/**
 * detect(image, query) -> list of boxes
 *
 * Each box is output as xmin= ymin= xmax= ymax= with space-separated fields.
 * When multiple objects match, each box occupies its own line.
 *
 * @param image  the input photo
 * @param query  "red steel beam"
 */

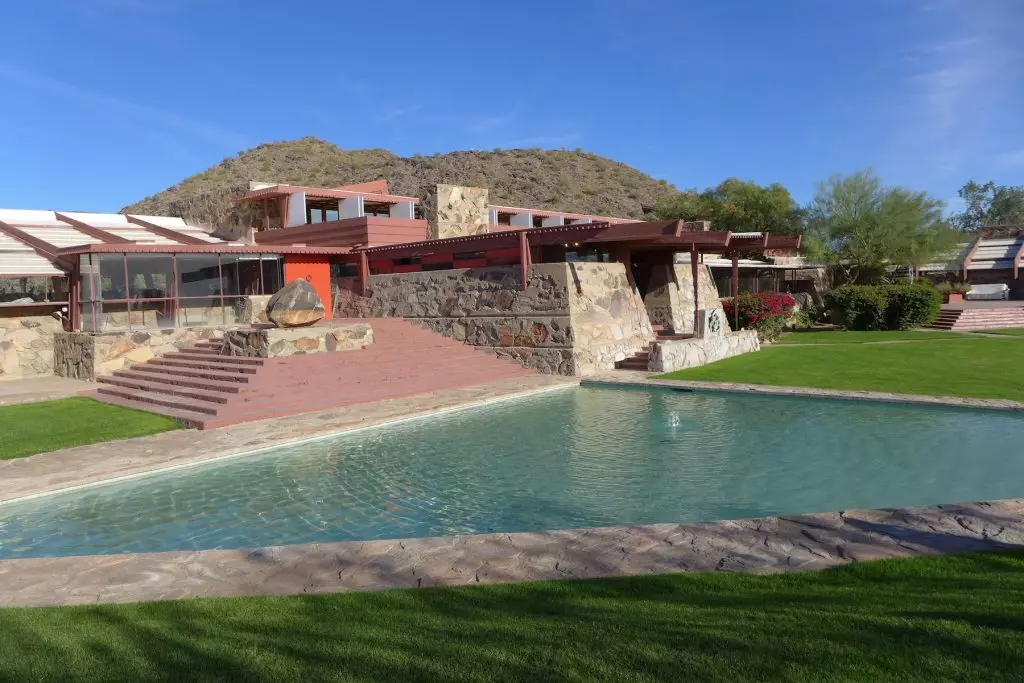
xmin=1014 ymin=238 xmax=1024 ymax=281
xmin=960 ymin=228 xmax=989 ymax=281
xmin=690 ymin=243 xmax=700 ymax=335
xmin=519 ymin=231 xmax=530 ymax=291
xmin=0 ymin=220 xmax=75 ymax=270
xmin=359 ymin=251 xmax=369 ymax=296
xmin=125 ymin=216 xmax=209 ymax=245
xmin=54 ymin=212 xmax=134 ymax=244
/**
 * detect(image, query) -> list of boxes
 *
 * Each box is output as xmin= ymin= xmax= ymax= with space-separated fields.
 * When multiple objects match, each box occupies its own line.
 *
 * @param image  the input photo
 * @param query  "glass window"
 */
xmin=79 ymin=254 xmax=97 ymax=302
xmin=0 ymin=276 xmax=68 ymax=303
xmin=126 ymin=254 xmax=173 ymax=300
xmin=261 ymin=256 xmax=282 ymax=294
xmin=98 ymin=254 xmax=128 ymax=301
xmin=177 ymin=254 xmax=222 ymax=298
xmin=222 ymin=255 xmax=264 ymax=296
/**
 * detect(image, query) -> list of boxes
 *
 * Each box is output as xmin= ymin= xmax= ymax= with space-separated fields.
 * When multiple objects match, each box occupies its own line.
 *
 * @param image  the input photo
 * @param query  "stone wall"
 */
xmin=223 ymin=323 xmax=372 ymax=358
xmin=0 ymin=312 xmax=64 ymax=379
xmin=566 ymin=262 xmax=654 ymax=376
xmin=54 ymin=328 xmax=224 ymax=381
xmin=335 ymin=263 xmax=653 ymax=375
xmin=647 ymin=330 xmax=760 ymax=373
xmin=642 ymin=263 xmax=722 ymax=334
xmin=424 ymin=184 xmax=489 ymax=240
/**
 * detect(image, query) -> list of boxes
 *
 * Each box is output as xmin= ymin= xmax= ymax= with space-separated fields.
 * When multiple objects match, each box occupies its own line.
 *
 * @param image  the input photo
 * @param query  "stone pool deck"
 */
xmin=589 ymin=373 xmax=1024 ymax=412
xmin=0 ymin=498 xmax=1021 ymax=608
xmin=0 ymin=374 xmax=576 ymax=505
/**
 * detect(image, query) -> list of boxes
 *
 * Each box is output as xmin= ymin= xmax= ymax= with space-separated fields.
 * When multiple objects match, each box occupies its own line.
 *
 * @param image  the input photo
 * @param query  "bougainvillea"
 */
xmin=722 ymin=292 xmax=796 ymax=342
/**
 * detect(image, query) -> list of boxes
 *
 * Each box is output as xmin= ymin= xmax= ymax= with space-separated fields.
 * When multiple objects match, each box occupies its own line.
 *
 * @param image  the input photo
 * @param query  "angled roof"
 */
xmin=0 ymin=209 xmax=265 ymax=276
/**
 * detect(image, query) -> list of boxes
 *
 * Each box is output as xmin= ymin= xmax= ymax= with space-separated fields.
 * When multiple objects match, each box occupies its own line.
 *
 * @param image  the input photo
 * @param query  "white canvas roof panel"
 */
xmin=19 ymin=225 xmax=99 ymax=248
xmin=0 ymin=233 xmax=65 ymax=276
xmin=0 ymin=209 xmax=59 ymax=226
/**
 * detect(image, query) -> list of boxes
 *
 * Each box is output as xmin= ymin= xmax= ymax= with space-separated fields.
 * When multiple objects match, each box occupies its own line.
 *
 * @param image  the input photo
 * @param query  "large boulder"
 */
xmin=265 ymin=280 xmax=325 ymax=327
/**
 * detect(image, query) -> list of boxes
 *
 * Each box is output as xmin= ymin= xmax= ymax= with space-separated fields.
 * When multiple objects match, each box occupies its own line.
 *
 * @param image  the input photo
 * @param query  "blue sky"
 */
xmin=1 ymin=0 xmax=1022 ymax=213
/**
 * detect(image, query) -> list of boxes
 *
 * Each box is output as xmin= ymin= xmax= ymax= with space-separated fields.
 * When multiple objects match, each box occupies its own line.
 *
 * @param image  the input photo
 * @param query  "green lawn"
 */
xmin=775 ymin=330 xmax=967 ymax=344
xmin=0 ymin=397 xmax=180 ymax=460
xmin=1 ymin=552 xmax=1022 ymax=681
xmin=660 ymin=335 xmax=1024 ymax=402
xmin=976 ymin=328 xmax=1024 ymax=337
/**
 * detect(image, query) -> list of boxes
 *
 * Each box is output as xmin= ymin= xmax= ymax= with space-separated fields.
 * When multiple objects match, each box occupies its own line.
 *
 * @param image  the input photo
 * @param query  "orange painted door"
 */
xmin=283 ymin=255 xmax=332 ymax=319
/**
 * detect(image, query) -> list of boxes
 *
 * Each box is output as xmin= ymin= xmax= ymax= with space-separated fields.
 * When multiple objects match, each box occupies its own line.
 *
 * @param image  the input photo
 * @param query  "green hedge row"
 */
xmin=824 ymin=284 xmax=941 ymax=331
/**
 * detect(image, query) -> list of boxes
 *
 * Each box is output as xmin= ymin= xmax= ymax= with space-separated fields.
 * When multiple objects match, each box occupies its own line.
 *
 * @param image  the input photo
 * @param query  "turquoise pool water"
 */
xmin=2 ymin=385 xmax=1024 ymax=559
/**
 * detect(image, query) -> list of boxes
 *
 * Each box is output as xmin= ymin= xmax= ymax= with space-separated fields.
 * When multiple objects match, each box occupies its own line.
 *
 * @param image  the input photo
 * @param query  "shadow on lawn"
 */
xmin=3 ymin=552 xmax=1024 ymax=682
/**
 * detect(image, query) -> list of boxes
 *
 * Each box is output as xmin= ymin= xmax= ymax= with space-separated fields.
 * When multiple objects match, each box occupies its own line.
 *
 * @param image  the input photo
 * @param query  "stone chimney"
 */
xmin=424 ymin=184 xmax=489 ymax=240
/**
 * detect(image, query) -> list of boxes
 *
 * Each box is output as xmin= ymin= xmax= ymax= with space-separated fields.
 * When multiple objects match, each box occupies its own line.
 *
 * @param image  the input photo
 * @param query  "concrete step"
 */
xmin=92 ymin=393 xmax=213 ymax=428
xmin=128 ymin=364 xmax=256 ymax=383
xmin=96 ymin=385 xmax=223 ymax=415
xmin=109 ymin=368 xmax=247 ymax=393
xmin=147 ymin=357 xmax=260 ymax=374
xmin=162 ymin=351 xmax=265 ymax=366
xmin=97 ymin=375 xmax=233 ymax=403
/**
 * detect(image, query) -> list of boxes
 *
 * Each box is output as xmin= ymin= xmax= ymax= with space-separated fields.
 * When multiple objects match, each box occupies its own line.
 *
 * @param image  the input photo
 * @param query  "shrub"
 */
xmin=934 ymin=281 xmax=970 ymax=294
xmin=884 ymin=284 xmax=941 ymax=330
xmin=824 ymin=285 xmax=889 ymax=330
xmin=723 ymin=292 xmax=797 ymax=343
xmin=825 ymin=284 xmax=940 ymax=330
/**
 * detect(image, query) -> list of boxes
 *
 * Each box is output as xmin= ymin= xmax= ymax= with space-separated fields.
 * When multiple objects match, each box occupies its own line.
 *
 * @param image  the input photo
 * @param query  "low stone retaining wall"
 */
xmin=0 ymin=312 xmax=64 ymax=379
xmin=54 ymin=328 xmax=225 ymax=381
xmin=223 ymin=323 xmax=373 ymax=358
xmin=648 ymin=330 xmax=759 ymax=373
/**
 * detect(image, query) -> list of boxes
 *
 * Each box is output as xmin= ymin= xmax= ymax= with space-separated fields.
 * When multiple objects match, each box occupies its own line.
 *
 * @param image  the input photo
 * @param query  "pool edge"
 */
xmin=1 ymin=496 xmax=1021 ymax=608
xmin=584 ymin=375 xmax=1024 ymax=412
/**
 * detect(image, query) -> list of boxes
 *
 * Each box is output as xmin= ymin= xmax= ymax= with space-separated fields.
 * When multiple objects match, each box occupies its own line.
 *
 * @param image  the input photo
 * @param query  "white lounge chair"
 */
xmin=966 ymin=284 xmax=1010 ymax=301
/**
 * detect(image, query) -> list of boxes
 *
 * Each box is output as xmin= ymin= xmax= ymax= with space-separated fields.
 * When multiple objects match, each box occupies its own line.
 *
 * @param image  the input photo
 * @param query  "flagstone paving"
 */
xmin=0 ymin=498 xmax=1020 ymax=608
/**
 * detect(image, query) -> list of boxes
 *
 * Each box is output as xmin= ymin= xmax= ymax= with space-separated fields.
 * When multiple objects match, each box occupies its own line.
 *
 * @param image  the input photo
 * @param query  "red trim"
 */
xmin=54 ymin=212 xmax=134 ymax=244
xmin=125 ymin=216 xmax=209 ymax=245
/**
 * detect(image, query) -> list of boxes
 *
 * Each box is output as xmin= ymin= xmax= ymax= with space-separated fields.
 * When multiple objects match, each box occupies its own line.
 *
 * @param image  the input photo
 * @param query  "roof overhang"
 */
xmin=236 ymin=184 xmax=419 ymax=205
xmin=56 ymin=244 xmax=352 ymax=256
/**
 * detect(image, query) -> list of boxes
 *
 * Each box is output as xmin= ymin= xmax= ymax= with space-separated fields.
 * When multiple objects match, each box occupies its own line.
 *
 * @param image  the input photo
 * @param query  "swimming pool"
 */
xmin=2 ymin=385 xmax=1023 ymax=559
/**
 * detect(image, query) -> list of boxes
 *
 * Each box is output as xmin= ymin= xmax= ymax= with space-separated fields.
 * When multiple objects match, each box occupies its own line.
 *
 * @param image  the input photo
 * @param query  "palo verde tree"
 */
xmin=951 ymin=180 xmax=1024 ymax=233
xmin=652 ymin=178 xmax=804 ymax=235
xmin=804 ymin=170 xmax=961 ymax=284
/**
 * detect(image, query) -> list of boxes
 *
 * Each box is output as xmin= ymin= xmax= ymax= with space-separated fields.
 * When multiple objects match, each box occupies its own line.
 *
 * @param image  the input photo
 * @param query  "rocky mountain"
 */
xmin=123 ymin=137 xmax=679 ymax=226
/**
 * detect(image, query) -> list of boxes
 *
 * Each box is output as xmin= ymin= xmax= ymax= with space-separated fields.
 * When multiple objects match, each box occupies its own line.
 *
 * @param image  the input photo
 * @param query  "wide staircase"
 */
xmin=929 ymin=307 xmax=1024 ymax=331
xmin=94 ymin=318 xmax=535 ymax=429
xmin=614 ymin=325 xmax=692 ymax=371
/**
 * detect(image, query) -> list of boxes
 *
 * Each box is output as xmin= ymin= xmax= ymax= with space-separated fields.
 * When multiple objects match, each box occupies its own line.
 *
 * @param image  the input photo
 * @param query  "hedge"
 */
xmin=824 ymin=284 xmax=941 ymax=331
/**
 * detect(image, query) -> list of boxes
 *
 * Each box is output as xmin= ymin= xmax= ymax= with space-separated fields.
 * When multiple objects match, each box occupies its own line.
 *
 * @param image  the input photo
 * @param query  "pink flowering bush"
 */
xmin=722 ymin=292 xmax=796 ymax=342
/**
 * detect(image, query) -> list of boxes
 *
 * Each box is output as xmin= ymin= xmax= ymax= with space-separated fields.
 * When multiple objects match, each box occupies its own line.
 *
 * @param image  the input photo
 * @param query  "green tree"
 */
xmin=805 ymin=170 xmax=960 ymax=283
xmin=652 ymin=178 xmax=803 ymax=235
xmin=951 ymin=180 xmax=1024 ymax=232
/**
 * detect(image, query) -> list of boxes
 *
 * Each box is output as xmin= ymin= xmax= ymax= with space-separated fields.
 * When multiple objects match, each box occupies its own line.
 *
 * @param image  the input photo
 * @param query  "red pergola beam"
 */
xmin=125 ymin=216 xmax=209 ymax=245
xmin=0 ymin=220 xmax=75 ymax=270
xmin=54 ymin=212 xmax=134 ymax=244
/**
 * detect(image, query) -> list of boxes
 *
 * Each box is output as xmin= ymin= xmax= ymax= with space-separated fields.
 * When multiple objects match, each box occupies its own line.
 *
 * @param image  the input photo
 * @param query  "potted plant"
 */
xmin=935 ymin=281 xmax=969 ymax=304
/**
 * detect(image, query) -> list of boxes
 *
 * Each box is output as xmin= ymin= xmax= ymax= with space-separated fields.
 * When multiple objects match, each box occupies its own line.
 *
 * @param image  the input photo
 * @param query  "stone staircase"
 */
xmin=614 ymin=326 xmax=692 ymax=371
xmin=929 ymin=307 xmax=1024 ymax=331
xmin=94 ymin=318 xmax=536 ymax=429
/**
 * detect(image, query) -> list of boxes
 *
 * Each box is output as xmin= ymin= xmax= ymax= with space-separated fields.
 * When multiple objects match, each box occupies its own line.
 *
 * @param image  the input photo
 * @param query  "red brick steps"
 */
xmin=93 ymin=318 xmax=535 ymax=429
xmin=928 ymin=307 xmax=1024 ymax=331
